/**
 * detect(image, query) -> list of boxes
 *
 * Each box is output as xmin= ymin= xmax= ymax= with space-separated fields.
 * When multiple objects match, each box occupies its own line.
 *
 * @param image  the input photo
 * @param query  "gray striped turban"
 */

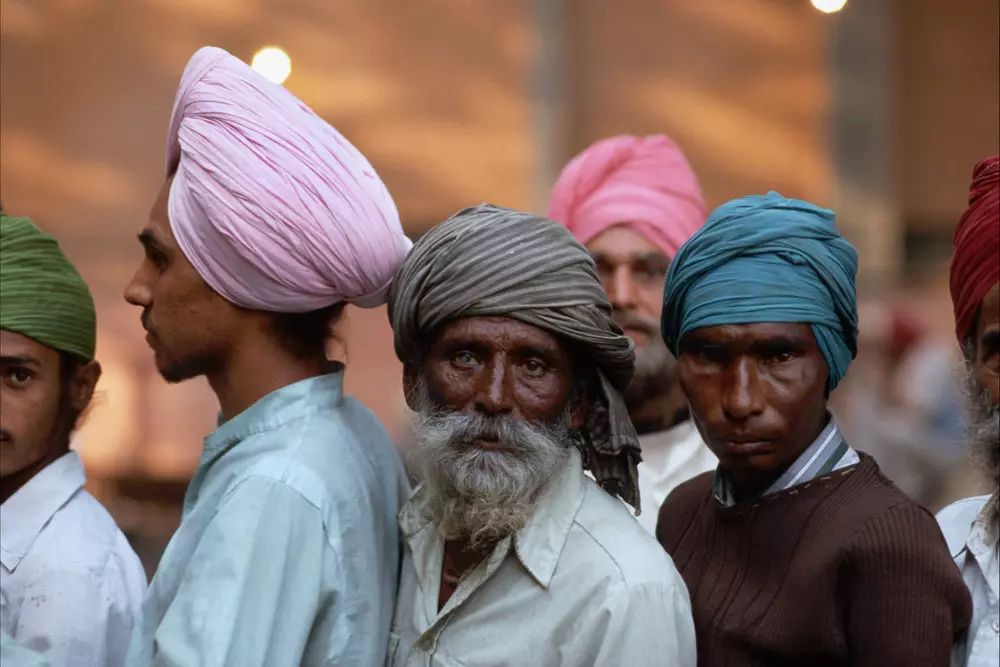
xmin=388 ymin=204 xmax=642 ymax=509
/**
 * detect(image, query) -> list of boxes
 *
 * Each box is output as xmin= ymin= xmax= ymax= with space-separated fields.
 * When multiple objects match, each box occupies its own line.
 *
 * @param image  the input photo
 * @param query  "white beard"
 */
xmin=406 ymin=380 xmax=572 ymax=550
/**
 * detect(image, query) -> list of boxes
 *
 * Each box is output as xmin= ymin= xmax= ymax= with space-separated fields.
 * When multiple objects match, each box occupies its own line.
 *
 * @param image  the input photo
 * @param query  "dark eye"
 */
xmin=4 ymin=369 xmax=33 ymax=387
xmin=768 ymin=351 xmax=795 ymax=364
xmin=145 ymin=248 xmax=168 ymax=270
xmin=452 ymin=351 xmax=477 ymax=367
xmin=635 ymin=264 xmax=663 ymax=282
xmin=691 ymin=346 xmax=725 ymax=364
xmin=523 ymin=359 xmax=547 ymax=377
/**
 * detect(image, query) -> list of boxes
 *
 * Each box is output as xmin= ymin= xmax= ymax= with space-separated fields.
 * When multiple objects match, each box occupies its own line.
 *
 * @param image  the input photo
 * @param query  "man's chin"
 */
xmin=156 ymin=357 xmax=204 ymax=384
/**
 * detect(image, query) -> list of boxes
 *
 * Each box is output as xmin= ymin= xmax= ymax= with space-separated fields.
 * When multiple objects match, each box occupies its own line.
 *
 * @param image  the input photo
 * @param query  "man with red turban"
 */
xmin=936 ymin=155 xmax=999 ymax=667
xmin=548 ymin=134 xmax=715 ymax=532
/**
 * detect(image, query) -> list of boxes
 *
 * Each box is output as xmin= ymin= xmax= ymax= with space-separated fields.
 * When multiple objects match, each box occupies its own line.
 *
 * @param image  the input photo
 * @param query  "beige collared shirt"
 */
xmin=388 ymin=448 xmax=696 ymax=667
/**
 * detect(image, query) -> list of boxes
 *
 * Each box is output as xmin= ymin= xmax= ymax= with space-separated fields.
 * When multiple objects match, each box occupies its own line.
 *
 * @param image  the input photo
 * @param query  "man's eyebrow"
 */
xmin=590 ymin=251 xmax=669 ymax=265
xmin=517 ymin=343 xmax=561 ymax=359
xmin=0 ymin=354 xmax=41 ymax=367
xmin=138 ymin=229 xmax=165 ymax=251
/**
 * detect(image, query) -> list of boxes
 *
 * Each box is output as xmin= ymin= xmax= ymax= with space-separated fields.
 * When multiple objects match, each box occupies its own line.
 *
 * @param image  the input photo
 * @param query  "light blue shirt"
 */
xmin=126 ymin=373 xmax=407 ymax=667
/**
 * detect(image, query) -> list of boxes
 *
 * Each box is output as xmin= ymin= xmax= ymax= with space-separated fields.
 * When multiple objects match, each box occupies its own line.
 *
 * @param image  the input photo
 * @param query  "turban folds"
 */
xmin=661 ymin=192 xmax=859 ymax=392
xmin=166 ymin=47 xmax=411 ymax=312
xmin=0 ymin=212 xmax=96 ymax=361
xmin=389 ymin=204 xmax=641 ymax=508
xmin=547 ymin=134 xmax=707 ymax=258
xmin=950 ymin=155 xmax=999 ymax=345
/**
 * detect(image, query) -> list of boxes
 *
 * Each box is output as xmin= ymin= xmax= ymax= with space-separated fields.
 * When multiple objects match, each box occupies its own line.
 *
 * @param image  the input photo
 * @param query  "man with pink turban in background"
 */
xmin=548 ymin=134 xmax=715 ymax=533
xmin=123 ymin=47 xmax=411 ymax=666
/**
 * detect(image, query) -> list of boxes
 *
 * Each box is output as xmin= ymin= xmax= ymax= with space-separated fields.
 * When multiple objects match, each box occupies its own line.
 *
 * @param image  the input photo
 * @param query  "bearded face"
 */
xmin=406 ymin=379 xmax=573 ymax=550
xmin=962 ymin=358 xmax=1000 ymax=488
xmin=622 ymin=319 xmax=677 ymax=409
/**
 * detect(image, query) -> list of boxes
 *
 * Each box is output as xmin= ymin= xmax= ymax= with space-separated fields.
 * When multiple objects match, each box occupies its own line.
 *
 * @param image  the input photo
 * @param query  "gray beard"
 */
xmin=961 ymin=363 xmax=1000 ymax=539
xmin=406 ymin=380 xmax=572 ymax=550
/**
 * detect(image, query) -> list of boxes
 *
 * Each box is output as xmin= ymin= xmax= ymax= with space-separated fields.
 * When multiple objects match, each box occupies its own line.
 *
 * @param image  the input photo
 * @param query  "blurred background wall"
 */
xmin=1 ymin=0 xmax=998 ymax=573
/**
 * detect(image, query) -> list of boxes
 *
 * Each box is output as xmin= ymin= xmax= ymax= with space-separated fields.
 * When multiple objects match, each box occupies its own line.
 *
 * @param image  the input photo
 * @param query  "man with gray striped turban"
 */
xmin=386 ymin=204 xmax=695 ymax=667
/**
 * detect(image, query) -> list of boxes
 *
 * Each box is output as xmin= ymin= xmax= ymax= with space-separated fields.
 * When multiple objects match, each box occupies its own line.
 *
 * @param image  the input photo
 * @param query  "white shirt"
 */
xmin=0 ymin=452 xmax=146 ymax=667
xmin=389 ymin=447 xmax=697 ymax=667
xmin=937 ymin=494 xmax=999 ymax=667
xmin=635 ymin=421 xmax=716 ymax=534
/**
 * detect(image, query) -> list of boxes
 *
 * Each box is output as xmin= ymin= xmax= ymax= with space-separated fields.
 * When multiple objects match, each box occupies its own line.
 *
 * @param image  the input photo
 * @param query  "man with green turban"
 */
xmin=0 ymin=211 xmax=146 ymax=667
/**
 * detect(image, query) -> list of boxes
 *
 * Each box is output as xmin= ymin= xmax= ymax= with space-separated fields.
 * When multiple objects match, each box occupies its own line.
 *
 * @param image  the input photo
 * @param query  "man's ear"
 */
xmin=69 ymin=360 xmax=102 ymax=413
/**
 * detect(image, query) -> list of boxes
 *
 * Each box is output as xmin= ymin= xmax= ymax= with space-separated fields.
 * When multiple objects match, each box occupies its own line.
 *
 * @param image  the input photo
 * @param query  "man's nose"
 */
xmin=605 ymin=265 xmax=637 ymax=311
xmin=124 ymin=270 xmax=151 ymax=309
xmin=721 ymin=358 xmax=765 ymax=421
xmin=474 ymin=359 xmax=515 ymax=416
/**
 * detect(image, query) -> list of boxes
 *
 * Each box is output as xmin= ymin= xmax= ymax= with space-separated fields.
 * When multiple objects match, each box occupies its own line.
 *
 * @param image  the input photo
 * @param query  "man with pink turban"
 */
xmin=548 ymin=134 xmax=715 ymax=532
xmin=123 ymin=46 xmax=411 ymax=666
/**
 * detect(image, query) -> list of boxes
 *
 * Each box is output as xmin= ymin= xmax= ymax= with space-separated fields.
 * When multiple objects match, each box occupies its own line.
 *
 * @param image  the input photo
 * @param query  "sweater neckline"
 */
xmin=712 ymin=453 xmax=874 ymax=514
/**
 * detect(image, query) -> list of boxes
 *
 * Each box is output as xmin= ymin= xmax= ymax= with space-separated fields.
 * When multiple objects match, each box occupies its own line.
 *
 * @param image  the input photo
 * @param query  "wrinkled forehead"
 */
xmin=680 ymin=322 xmax=817 ymax=350
xmin=432 ymin=315 xmax=567 ymax=355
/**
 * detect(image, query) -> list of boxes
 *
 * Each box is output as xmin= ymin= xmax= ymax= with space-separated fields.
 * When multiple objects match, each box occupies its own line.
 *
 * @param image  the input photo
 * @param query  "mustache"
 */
xmin=424 ymin=411 xmax=560 ymax=454
xmin=615 ymin=311 xmax=659 ymax=335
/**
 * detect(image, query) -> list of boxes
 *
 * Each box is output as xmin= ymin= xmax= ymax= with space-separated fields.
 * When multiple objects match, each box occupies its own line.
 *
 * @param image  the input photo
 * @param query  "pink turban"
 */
xmin=166 ymin=46 xmax=411 ymax=312
xmin=547 ymin=134 xmax=707 ymax=258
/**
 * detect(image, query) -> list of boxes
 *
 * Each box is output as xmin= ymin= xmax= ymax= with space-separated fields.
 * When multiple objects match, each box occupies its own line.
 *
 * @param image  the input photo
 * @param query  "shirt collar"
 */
xmin=965 ymin=493 xmax=1000 ymax=600
xmin=399 ymin=447 xmax=588 ymax=590
xmin=203 ymin=372 xmax=345 ymax=457
xmin=0 ymin=452 xmax=86 ymax=571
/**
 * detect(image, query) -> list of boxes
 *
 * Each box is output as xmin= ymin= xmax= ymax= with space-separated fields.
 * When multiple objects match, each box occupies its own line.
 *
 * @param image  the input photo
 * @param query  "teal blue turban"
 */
xmin=660 ymin=192 xmax=858 ymax=392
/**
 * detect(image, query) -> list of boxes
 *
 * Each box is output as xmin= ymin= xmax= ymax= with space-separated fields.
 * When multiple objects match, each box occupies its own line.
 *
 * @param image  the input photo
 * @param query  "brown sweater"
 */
xmin=656 ymin=454 xmax=971 ymax=667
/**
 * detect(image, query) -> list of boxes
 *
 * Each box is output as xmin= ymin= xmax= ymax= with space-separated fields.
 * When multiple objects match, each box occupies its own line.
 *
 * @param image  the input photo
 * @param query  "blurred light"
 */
xmin=251 ymin=47 xmax=291 ymax=84
xmin=811 ymin=0 xmax=847 ymax=12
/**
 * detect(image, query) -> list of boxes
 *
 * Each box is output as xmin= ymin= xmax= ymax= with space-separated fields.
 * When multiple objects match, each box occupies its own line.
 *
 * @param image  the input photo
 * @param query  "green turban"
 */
xmin=0 ymin=211 xmax=97 ymax=362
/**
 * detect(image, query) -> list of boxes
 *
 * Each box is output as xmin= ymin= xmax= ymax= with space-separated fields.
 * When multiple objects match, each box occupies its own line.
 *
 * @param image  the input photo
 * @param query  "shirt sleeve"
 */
xmin=844 ymin=502 xmax=973 ymax=667
xmin=149 ymin=475 xmax=333 ymax=667
xmin=584 ymin=580 xmax=697 ymax=667
xmin=13 ymin=555 xmax=140 ymax=667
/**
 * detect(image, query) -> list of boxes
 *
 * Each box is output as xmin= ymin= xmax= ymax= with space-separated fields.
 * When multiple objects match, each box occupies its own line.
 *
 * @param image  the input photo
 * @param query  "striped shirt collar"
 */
xmin=713 ymin=415 xmax=859 ymax=507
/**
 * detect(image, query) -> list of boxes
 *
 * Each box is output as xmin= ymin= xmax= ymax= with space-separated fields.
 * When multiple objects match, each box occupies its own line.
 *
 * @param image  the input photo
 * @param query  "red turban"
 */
xmin=950 ymin=155 xmax=999 ymax=344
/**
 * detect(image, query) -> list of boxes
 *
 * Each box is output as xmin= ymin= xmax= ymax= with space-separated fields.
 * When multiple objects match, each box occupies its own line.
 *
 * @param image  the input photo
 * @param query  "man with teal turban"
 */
xmin=0 ymin=212 xmax=146 ymax=667
xmin=654 ymin=193 xmax=970 ymax=667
